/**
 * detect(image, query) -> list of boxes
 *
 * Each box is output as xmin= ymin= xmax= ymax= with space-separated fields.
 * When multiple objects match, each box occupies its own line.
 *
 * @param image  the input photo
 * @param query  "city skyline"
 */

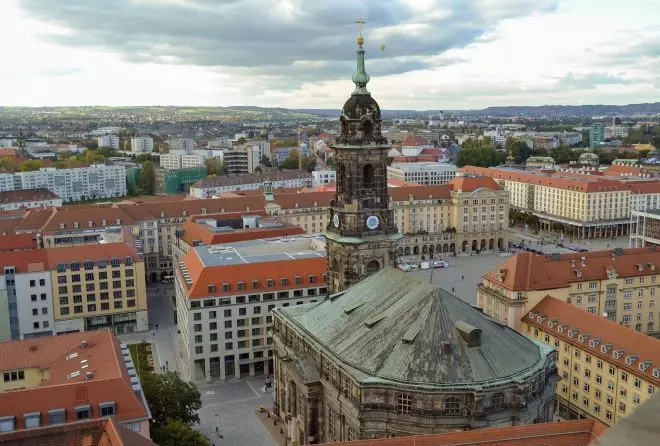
xmin=1 ymin=0 xmax=659 ymax=109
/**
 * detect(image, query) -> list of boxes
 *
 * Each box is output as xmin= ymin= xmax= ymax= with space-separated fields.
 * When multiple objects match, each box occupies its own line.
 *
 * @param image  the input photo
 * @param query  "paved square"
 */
xmin=195 ymin=377 xmax=277 ymax=446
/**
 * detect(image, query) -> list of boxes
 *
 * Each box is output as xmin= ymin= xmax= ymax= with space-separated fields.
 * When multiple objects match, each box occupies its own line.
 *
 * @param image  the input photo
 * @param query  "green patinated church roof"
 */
xmin=279 ymin=267 xmax=547 ymax=388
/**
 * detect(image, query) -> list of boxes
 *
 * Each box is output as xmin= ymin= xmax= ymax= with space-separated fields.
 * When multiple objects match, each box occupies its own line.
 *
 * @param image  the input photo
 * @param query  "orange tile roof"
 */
xmin=484 ymin=247 xmax=660 ymax=292
xmin=0 ymin=188 xmax=60 ymax=204
xmin=180 ymin=215 xmax=303 ymax=246
xmin=182 ymin=251 xmax=327 ymax=299
xmin=0 ymin=248 xmax=48 ymax=272
xmin=525 ymin=296 xmax=660 ymax=384
xmin=45 ymin=242 xmax=142 ymax=266
xmin=0 ymin=417 xmax=156 ymax=446
xmin=449 ymin=175 xmax=501 ymax=192
xmin=322 ymin=419 xmax=605 ymax=445
xmin=0 ymin=330 xmax=148 ymax=429
xmin=460 ymin=166 xmax=632 ymax=193
xmin=0 ymin=233 xmax=39 ymax=251
xmin=389 ymin=185 xmax=452 ymax=201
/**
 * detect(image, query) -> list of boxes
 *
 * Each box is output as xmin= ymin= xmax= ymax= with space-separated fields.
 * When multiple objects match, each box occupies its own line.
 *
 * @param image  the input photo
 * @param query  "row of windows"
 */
xmin=190 ymin=288 xmax=327 ymax=309
xmin=205 ymin=275 xmax=327 ymax=294
xmin=0 ymin=402 xmax=115 ymax=432
xmin=55 ymin=257 xmax=132 ymax=272
xmin=60 ymin=290 xmax=136 ymax=304
xmin=60 ymin=299 xmax=136 ymax=315
xmin=57 ymin=270 xmax=133 ymax=284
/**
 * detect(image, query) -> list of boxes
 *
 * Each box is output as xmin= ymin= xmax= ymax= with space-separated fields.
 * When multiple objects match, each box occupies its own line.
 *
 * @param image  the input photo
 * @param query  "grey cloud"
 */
xmin=19 ymin=0 xmax=557 ymax=89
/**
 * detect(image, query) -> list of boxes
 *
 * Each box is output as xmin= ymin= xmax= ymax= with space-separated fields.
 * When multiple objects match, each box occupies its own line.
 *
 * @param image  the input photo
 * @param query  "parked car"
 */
xmin=397 ymin=263 xmax=411 ymax=272
xmin=433 ymin=260 xmax=448 ymax=268
xmin=420 ymin=261 xmax=430 ymax=270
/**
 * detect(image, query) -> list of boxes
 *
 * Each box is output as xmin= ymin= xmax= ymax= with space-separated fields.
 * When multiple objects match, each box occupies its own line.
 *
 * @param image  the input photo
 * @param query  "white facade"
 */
xmin=0 ymin=196 xmax=62 ymax=211
xmin=168 ymin=138 xmax=197 ymax=151
xmin=0 ymin=138 xmax=16 ymax=147
xmin=484 ymin=129 xmax=508 ymax=147
xmin=0 ymin=173 xmax=17 ymax=192
xmin=605 ymin=125 xmax=629 ymax=139
xmin=189 ymin=172 xmax=312 ymax=198
xmin=312 ymin=170 xmax=336 ymax=187
xmin=16 ymin=165 xmax=127 ymax=202
xmin=387 ymin=162 xmax=457 ymax=185
xmin=97 ymin=134 xmax=120 ymax=150
xmin=160 ymin=151 xmax=207 ymax=170
xmin=558 ymin=132 xmax=583 ymax=146
xmin=15 ymin=271 xmax=54 ymax=339
xmin=131 ymin=137 xmax=154 ymax=154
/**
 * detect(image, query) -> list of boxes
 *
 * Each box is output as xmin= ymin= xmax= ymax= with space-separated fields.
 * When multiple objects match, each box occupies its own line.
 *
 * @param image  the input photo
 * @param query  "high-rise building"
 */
xmin=97 ymin=134 xmax=120 ymax=150
xmin=326 ymin=31 xmax=401 ymax=293
xmin=590 ymin=123 xmax=605 ymax=148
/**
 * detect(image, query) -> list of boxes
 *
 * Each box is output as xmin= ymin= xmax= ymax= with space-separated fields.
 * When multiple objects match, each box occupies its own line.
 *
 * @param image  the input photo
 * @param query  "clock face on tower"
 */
xmin=333 ymin=213 xmax=340 ymax=228
xmin=366 ymin=215 xmax=380 ymax=230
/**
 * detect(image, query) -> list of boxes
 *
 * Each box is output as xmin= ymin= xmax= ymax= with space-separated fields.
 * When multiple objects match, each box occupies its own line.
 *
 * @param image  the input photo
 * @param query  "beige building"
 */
xmin=46 ymin=243 xmax=148 ymax=335
xmin=523 ymin=296 xmax=659 ymax=426
xmin=478 ymin=247 xmax=660 ymax=337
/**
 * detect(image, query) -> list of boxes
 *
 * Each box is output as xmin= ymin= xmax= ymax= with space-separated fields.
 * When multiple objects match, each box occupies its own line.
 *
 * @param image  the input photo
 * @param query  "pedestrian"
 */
xmin=451 ymin=287 xmax=455 ymax=292
xmin=156 ymin=324 xmax=159 ymax=329
xmin=461 ymin=275 xmax=464 ymax=280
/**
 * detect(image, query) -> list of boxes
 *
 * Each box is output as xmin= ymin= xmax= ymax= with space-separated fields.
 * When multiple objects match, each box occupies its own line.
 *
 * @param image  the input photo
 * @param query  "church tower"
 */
xmin=326 ymin=21 xmax=401 ymax=294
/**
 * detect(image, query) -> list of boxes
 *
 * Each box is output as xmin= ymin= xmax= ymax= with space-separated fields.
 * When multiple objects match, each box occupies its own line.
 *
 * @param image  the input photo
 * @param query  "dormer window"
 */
xmin=47 ymin=408 xmax=65 ymax=425
xmin=613 ymin=349 xmax=624 ymax=359
xmin=601 ymin=344 xmax=612 ymax=353
xmin=24 ymin=412 xmax=40 ymax=429
xmin=558 ymin=325 xmax=566 ymax=333
xmin=222 ymin=283 xmax=230 ymax=292
xmin=536 ymin=316 xmax=545 ymax=323
xmin=653 ymin=368 xmax=660 ymax=379
xmin=578 ymin=334 xmax=589 ymax=343
xmin=208 ymin=284 xmax=215 ymax=293
xmin=74 ymin=404 xmax=91 ymax=420
xmin=625 ymin=355 xmax=638 ymax=366
xmin=588 ymin=339 xmax=600 ymax=348
xmin=99 ymin=401 xmax=116 ymax=417
xmin=568 ymin=329 xmax=579 ymax=338
xmin=639 ymin=361 xmax=651 ymax=372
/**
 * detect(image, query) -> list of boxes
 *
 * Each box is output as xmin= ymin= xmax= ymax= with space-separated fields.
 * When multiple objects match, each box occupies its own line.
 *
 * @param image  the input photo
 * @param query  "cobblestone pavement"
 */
xmin=195 ymin=378 xmax=277 ymax=446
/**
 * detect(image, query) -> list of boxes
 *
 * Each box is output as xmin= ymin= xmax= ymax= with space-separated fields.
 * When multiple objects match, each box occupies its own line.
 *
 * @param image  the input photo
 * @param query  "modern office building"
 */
xmin=273 ymin=269 xmax=558 ymax=442
xmin=97 ymin=134 xmax=120 ymax=150
xmin=387 ymin=162 xmax=456 ymax=185
xmin=130 ymin=137 xmax=154 ymax=154
xmin=0 ymin=188 xmax=62 ymax=211
xmin=0 ymin=330 xmax=151 ymax=438
xmin=478 ymin=247 xmax=660 ymax=336
xmin=523 ymin=296 xmax=659 ymax=426
xmin=46 ymin=243 xmax=148 ymax=335
xmin=154 ymin=166 xmax=207 ymax=195
xmin=175 ymin=234 xmax=327 ymax=382
xmin=590 ymin=123 xmax=605 ymax=148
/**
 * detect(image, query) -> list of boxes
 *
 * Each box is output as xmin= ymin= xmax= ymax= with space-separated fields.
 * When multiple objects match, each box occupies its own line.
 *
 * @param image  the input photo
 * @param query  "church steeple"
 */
xmin=352 ymin=18 xmax=370 ymax=95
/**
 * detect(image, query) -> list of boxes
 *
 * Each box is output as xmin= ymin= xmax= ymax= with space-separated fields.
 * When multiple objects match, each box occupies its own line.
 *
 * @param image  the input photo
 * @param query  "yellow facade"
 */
xmin=479 ymin=269 xmax=660 ymax=335
xmin=522 ymin=321 xmax=657 ymax=426
xmin=1 ymin=367 xmax=46 ymax=393
xmin=51 ymin=260 xmax=147 ymax=332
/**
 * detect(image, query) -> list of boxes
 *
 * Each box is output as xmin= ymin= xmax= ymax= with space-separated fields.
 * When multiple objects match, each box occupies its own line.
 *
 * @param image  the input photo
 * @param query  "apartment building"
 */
xmin=0 ymin=330 xmax=151 ymax=437
xmin=590 ymin=123 xmax=605 ymax=148
xmin=0 ymin=188 xmax=62 ymax=211
xmin=97 ymin=134 xmax=119 ymax=150
xmin=0 ymin=250 xmax=54 ymax=341
xmin=630 ymin=209 xmax=660 ymax=248
xmin=15 ymin=165 xmax=127 ymax=202
xmin=175 ymin=234 xmax=327 ymax=382
xmin=159 ymin=150 xmax=207 ymax=170
xmin=130 ymin=136 xmax=154 ymax=154
xmin=478 ymin=247 xmax=660 ymax=336
xmin=462 ymin=166 xmax=634 ymax=238
xmin=522 ymin=296 xmax=659 ymax=426
xmin=46 ymin=243 xmax=148 ymax=335
xmin=311 ymin=169 xmax=337 ymax=187
xmin=223 ymin=149 xmax=249 ymax=174
xmin=387 ymin=162 xmax=456 ymax=185
xmin=189 ymin=170 xmax=312 ymax=198
xmin=167 ymin=138 xmax=196 ymax=151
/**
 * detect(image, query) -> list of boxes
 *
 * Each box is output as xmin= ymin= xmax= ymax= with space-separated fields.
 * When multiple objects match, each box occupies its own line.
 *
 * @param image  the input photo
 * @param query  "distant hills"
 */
xmin=2 ymin=102 xmax=659 ymax=120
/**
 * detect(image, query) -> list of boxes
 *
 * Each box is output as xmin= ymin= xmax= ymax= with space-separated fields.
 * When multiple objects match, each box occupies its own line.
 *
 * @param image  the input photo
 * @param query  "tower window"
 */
xmin=363 ymin=164 xmax=374 ymax=189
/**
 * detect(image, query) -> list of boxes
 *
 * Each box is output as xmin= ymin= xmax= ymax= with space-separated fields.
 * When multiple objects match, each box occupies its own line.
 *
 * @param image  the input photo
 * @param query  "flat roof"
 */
xmin=194 ymin=234 xmax=326 ymax=267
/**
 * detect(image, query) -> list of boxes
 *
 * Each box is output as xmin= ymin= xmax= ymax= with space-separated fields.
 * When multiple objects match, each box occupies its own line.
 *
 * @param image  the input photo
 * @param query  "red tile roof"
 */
xmin=0 ymin=248 xmax=48 ymax=272
xmin=0 ymin=188 xmax=60 ymax=204
xmin=45 ymin=242 xmax=142 ymax=266
xmin=180 ymin=215 xmax=303 ymax=246
xmin=322 ymin=419 xmax=605 ymax=445
xmin=0 ymin=330 xmax=148 ymax=429
xmin=449 ymin=175 xmax=501 ymax=192
xmin=484 ymin=247 xmax=660 ymax=292
xmin=389 ymin=185 xmax=452 ymax=201
xmin=0 ymin=233 xmax=39 ymax=251
xmin=0 ymin=415 xmax=155 ymax=446
xmin=525 ymin=296 xmax=660 ymax=384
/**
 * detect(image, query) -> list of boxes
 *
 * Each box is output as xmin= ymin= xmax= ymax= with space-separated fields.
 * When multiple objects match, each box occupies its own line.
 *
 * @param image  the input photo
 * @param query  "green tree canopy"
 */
xmin=0 ymin=156 xmax=18 ymax=172
xmin=205 ymin=157 xmax=224 ymax=176
xmin=549 ymin=146 xmax=580 ymax=164
xmin=19 ymin=159 xmax=43 ymax=172
xmin=281 ymin=150 xmax=300 ymax=170
xmin=300 ymin=154 xmax=316 ymax=172
xmin=141 ymin=371 xmax=201 ymax=427
xmin=139 ymin=160 xmax=155 ymax=195
xmin=461 ymin=136 xmax=493 ymax=150
xmin=506 ymin=138 xmax=533 ymax=163
xmin=260 ymin=155 xmax=272 ymax=168
xmin=152 ymin=419 xmax=208 ymax=446
xmin=456 ymin=147 xmax=504 ymax=167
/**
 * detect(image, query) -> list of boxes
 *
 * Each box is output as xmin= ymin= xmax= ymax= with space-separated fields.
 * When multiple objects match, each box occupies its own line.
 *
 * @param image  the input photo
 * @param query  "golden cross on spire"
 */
xmin=356 ymin=17 xmax=365 ymax=46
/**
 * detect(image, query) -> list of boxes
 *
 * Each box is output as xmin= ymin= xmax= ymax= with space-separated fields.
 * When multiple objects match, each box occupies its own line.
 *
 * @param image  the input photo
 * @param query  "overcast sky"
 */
xmin=1 ymin=0 xmax=658 ymax=109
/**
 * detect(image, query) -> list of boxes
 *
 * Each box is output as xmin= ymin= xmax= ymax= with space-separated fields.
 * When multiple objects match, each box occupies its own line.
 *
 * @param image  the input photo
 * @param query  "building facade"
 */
xmin=174 ymin=235 xmax=328 ymax=382
xmin=97 ymin=135 xmax=120 ymax=150
xmin=159 ymin=150 xmax=207 ymax=170
xmin=0 ymin=188 xmax=62 ymax=211
xmin=311 ymin=170 xmax=336 ymax=187
xmin=590 ymin=124 xmax=605 ymax=148
xmin=387 ymin=162 xmax=456 ymax=185
xmin=223 ymin=149 xmax=249 ymax=174
xmin=522 ymin=296 xmax=659 ymax=426
xmin=478 ymin=247 xmax=660 ymax=337
xmin=273 ymin=269 xmax=558 ymax=444
xmin=189 ymin=171 xmax=312 ymax=198
xmin=167 ymin=138 xmax=196 ymax=151
xmin=130 ymin=137 xmax=154 ymax=154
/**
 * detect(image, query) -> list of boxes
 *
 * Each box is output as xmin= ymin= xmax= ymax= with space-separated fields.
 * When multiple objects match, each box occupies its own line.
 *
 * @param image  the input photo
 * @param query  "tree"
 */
xmin=281 ymin=150 xmax=300 ymax=170
xmin=0 ymin=156 xmax=18 ymax=172
xmin=205 ymin=157 xmax=223 ymax=176
xmin=139 ymin=160 xmax=155 ymax=195
xmin=549 ymin=145 xmax=579 ymax=164
xmin=236 ymin=136 xmax=247 ymax=145
xmin=152 ymin=419 xmax=208 ymax=446
xmin=455 ymin=147 xmax=503 ymax=167
xmin=19 ymin=159 xmax=43 ymax=172
xmin=506 ymin=138 xmax=533 ymax=163
xmin=260 ymin=155 xmax=272 ymax=167
xmin=300 ymin=154 xmax=316 ymax=172
xmin=141 ymin=372 xmax=201 ymax=427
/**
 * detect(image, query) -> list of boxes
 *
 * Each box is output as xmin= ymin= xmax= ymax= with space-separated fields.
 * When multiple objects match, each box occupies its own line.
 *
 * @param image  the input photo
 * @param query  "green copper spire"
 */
xmin=352 ymin=18 xmax=370 ymax=95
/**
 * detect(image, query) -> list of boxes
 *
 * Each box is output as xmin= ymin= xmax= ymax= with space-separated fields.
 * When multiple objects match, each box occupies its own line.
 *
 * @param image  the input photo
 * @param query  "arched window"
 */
xmin=491 ymin=392 xmax=505 ymax=410
xmin=363 ymin=164 xmax=374 ymax=189
xmin=363 ymin=120 xmax=373 ymax=138
xmin=366 ymin=260 xmax=380 ymax=274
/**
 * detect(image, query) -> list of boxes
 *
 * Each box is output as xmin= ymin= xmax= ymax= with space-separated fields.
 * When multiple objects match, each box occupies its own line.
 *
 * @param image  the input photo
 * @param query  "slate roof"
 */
xmin=279 ymin=268 xmax=546 ymax=388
